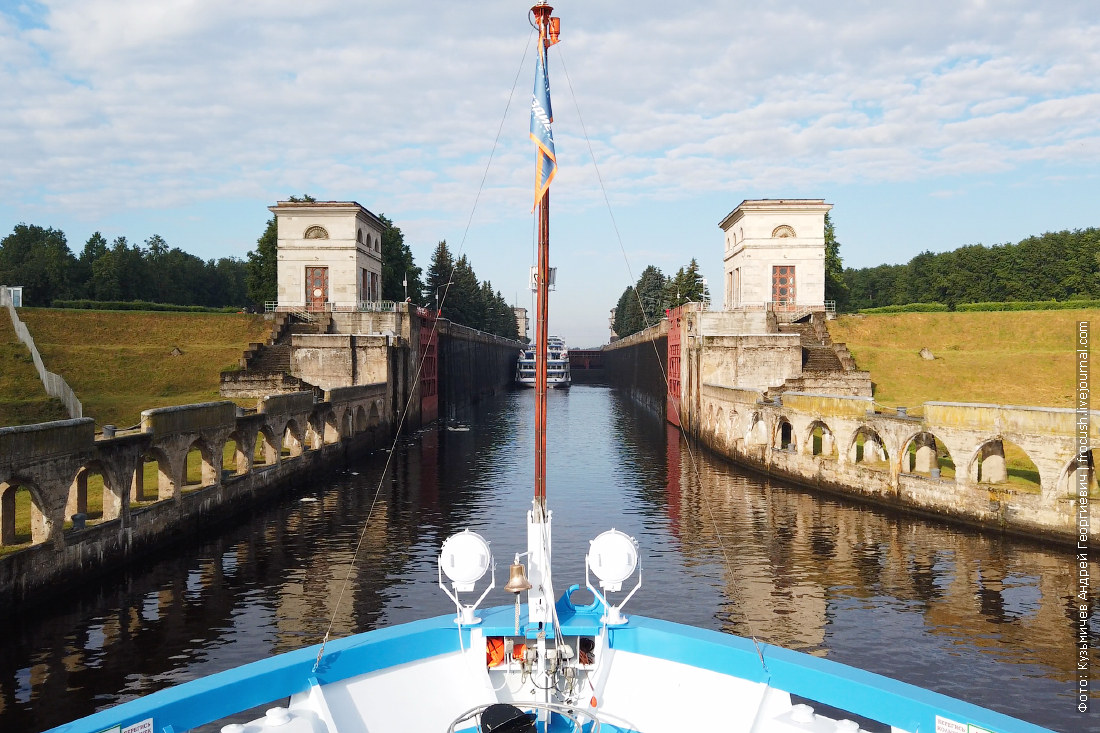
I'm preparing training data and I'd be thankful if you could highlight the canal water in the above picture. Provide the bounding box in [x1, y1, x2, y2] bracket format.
[0, 386, 1094, 732]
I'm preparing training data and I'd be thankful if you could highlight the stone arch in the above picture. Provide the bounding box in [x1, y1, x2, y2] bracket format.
[341, 409, 354, 441]
[848, 426, 889, 466]
[806, 420, 836, 457]
[369, 402, 381, 428]
[968, 438, 1040, 491]
[0, 478, 51, 546]
[355, 406, 368, 433]
[224, 431, 250, 477]
[304, 225, 329, 239]
[283, 419, 304, 458]
[772, 225, 796, 238]
[746, 412, 767, 446]
[726, 409, 739, 445]
[323, 411, 339, 444]
[305, 412, 324, 450]
[137, 447, 176, 501]
[901, 431, 955, 481]
[67, 460, 123, 526]
[1056, 448, 1099, 501]
[253, 424, 280, 467]
[185, 437, 217, 489]
[357, 228, 363, 244]
[775, 416, 796, 451]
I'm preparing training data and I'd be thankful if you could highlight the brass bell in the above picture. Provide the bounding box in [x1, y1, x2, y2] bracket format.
[503, 557, 533, 594]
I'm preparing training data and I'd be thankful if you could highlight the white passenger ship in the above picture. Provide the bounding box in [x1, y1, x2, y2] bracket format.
[53, 5, 1056, 733]
[517, 335, 571, 388]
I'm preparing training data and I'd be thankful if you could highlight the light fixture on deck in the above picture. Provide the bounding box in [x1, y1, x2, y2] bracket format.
[438, 530, 495, 625]
[585, 529, 641, 626]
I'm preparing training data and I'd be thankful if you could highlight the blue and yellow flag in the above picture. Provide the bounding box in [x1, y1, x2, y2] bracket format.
[530, 31, 557, 208]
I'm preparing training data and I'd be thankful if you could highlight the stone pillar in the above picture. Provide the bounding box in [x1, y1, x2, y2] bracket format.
[204, 444, 221, 486]
[67, 471, 88, 520]
[915, 434, 936, 473]
[102, 475, 123, 521]
[849, 440, 860, 464]
[164, 455, 182, 501]
[131, 466, 145, 503]
[980, 441, 1008, 483]
[0, 486, 15, 545]
[263, 433, 279, 465]
[822, 432, 835, 456]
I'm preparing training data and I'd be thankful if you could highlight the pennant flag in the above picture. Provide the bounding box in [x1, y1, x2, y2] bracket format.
[530, 31, 557, 208]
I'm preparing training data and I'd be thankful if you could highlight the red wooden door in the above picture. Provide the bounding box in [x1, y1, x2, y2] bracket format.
[772, 265, 795, 306]
[306, 267, 328, 311]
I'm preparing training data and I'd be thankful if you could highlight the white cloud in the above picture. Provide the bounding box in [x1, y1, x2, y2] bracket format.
[1, 1, 1099, 343]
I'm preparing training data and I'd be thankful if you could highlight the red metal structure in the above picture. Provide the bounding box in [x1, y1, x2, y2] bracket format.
[417, 306, 438, 424]
[666, 305, 684, 427]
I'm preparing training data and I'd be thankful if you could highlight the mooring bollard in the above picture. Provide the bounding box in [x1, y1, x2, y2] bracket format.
[71, 513, 87, 530]
[102, 424, 116, 438]
[896, 407, 907, 417]
[930, 468, 941, 479]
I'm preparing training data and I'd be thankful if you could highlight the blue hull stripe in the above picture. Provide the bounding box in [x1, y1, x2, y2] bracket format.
[46, 608, 1055, 733]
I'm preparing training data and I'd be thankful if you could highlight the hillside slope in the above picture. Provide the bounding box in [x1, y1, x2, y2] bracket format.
[829, 309, 1093, 409]
[0, 314, 69, 427]
[17, 309, 269, 426]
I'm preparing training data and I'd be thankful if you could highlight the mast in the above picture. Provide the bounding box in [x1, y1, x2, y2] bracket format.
[531, 1, 557, 521]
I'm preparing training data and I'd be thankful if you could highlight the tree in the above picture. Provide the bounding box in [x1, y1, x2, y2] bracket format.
[613, 285, 641, 338]
[823, 212, 849, 311]
[246, 217, 278, 306]
[0, 224, 76, 305]
[635, 265, 667, 327]
[665, 258, 708, 308]
[378, 214, 423, 303]
[426, 240, 455, 312]
[446, 255, 483, 327]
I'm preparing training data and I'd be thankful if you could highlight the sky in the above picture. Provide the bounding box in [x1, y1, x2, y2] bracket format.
[1, 1, 1098, 347]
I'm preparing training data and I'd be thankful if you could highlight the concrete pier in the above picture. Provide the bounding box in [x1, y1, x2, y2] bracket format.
[604, 306, 1097, 546]
[0, 311, 521, 614]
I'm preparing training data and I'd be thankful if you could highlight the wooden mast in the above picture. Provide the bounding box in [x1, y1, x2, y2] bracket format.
[532, 1, 554, 520]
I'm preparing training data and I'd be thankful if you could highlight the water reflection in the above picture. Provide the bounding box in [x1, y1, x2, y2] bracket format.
[0, 386, 1094, 733]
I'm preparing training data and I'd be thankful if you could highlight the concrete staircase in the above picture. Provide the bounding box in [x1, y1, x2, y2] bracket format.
[772, 314, 871, 398]
[220, 313, 329, 398]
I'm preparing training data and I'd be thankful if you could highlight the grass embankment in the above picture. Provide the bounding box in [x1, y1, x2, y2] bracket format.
[16, 309, 270, 427]
[830, 309, 1096, 492]
[830, 309, 1093, 409]
[0, 313, 69, 426]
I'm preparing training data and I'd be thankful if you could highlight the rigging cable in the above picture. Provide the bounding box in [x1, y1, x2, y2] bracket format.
[555, 44, 769, 674]
[313, 26, 537, 673]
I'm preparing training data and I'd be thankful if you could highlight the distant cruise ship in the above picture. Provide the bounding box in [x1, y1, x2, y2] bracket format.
[516, 335, 571, 388]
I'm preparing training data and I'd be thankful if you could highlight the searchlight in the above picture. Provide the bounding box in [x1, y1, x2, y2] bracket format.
[438, 530, 495, 625]
[586, 529, 641, 626]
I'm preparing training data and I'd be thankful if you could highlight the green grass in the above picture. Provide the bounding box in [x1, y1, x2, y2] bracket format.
[14, 308, 270, 427]
[830, 309, 1097, 409]
[0, 313, 70, 426]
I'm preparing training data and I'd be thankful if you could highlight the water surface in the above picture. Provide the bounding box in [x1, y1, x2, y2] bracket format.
[0, 386, 1094, 732]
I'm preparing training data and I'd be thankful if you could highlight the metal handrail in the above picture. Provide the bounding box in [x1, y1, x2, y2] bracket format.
[265, 301, 398, 314]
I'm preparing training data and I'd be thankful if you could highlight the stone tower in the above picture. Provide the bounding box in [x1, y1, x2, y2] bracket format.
[719, 199, 832, 311]
[271, 201, 385, 310]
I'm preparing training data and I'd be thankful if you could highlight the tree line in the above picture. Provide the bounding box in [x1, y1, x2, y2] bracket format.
[1, 198, 519, 340]
[612, 259, 711, 338]
[0, 224, 248, 308]
[842, 227, 1100, 310]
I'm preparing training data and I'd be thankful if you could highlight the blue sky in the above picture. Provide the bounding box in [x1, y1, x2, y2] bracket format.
[1, 1, 1098, 346]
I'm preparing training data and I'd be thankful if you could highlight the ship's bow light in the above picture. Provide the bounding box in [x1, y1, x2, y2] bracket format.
[438, 530, 495, 625]
[586, 529, 641, 625]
